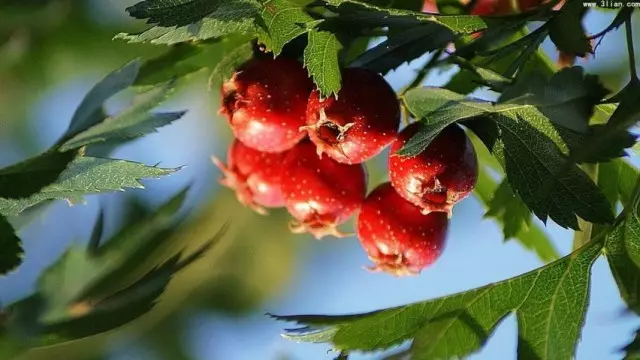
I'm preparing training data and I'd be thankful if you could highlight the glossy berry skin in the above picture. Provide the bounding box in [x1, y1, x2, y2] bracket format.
[302, 67, 400, 164]
[219, 57, 313, 153]
[421, 0, 438, 13]
[212, 139, 287, 215]
[281, 141, 367, 239]
[389, 123, 478, 216]
[357, 182, 449, 276]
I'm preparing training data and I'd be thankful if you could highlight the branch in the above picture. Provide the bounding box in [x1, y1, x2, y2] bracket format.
[626, 16, 638, 80]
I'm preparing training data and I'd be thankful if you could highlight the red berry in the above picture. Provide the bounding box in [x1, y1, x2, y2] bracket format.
[357, 182, 449, 276]
[219, 57, 312, 153]
[212, 139, 287, 215]
[470, 0, 514, 15]
[281, 141, 368, 239]
[421, 0, 439, 13]
[302, 68, 400, 164]
[389, 123, 478, 216]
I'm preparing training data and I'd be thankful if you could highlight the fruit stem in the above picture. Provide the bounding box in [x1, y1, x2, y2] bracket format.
[572, 163, 598, 251]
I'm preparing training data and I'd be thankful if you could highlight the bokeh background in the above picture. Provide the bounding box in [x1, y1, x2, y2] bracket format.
[0, 1, 639, 359]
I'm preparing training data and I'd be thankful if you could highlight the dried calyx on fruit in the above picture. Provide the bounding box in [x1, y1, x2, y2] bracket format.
[302, 67, 400, 164]
[389, 123, 478, 217]
[357, 182, 449, 276]
[212, 139, 287, 215]
[219, 56, 312, 153]
[281, 141, 367, 239]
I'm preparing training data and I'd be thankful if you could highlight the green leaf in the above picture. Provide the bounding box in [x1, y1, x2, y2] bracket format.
[275, 239, 602, 359]
[623, 329, 640, 360]
[127, 0, 224, 27]
[548, 0, 591, 57]
[0, 149, 77, 199]
[0, 157, 179, 217]
[135, 44, 207, 86]
[79, 189, 191, 299]
[0, 190, 225, 348]
[257, 0, 314, 56]
[475, 170, 559, 263]
[64, 60, 140, 139]
[209, 42, 255, 86]
[350, 23, 453, 75]
[468, 117, 613, 229]
[605, 220, 640, 314]
[562, 80, 640, 166]
[322, 0, 486, 35]
[0, 214, 23, 275]
[41, 240, 214, 345]
[399, 87, 491, 155]
[485, 180, 532, 239]
[400, 86, 615, 229]
[445, 26, 546, 95]
[37, 247, 108, 323]
[604, 164, 640, 316]
[450, 58, 511, 92]
[36, 189, 189, 323]
[60, 81, 186, 151]
[498, 67, 608, 133]
[117, 0, 258, 45]
[598, 159, 637, 211]
[304, 30, 342, 98]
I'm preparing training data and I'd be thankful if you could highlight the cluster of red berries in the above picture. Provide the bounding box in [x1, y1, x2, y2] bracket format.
[213, 55, 478, 276]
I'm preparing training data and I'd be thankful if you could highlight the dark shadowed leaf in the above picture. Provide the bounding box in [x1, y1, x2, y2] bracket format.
[548, 0, 591, 57]
[117, 0, 258, 45]
[351, 23, 452, 75]
[498, 67, 608, 133]
[127, 0, 225, 27]
[0, 215, 23, 275]
[135, 43, 207, 86]
[60, 81, 186, 151]
[274, 239, 602, 359]
[623, 329, 640, 360]
[323, 0, 486, 34]
[0, 150, 77, 199]
[575, 79, 640, 164]
[63, 60, 140, 139]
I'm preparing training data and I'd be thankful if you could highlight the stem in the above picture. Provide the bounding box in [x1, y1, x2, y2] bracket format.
[572, 163, 598, 250]
[625, 17, 638, 80]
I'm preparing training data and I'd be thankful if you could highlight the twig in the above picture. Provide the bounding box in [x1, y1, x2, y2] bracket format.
[625, 17, 638, 80]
